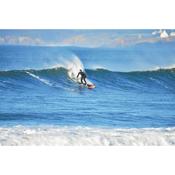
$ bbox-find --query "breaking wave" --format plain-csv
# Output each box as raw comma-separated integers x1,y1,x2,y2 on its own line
0,126,175,146
0,67,175,93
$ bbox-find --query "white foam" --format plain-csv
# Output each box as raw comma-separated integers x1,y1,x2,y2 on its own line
160,30,169,38
91,65,107,70
66,56,84,80
170,32,175,36
162,64,175,70
149,77,169,89
66,56,92,85
26,71,53,86
0,126,175,146
140,64,175,72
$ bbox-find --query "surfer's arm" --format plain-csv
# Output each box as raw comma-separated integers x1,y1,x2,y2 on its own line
77,72,80,78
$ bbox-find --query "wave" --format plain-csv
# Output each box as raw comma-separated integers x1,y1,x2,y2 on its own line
0,126,175,145
0,67,175,93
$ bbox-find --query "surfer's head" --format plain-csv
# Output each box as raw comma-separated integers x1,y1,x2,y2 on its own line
80,69,82,72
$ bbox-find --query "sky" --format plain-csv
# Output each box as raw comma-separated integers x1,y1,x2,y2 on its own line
0,29,175,47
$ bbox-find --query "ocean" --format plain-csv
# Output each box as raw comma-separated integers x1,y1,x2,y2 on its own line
0,43,175,145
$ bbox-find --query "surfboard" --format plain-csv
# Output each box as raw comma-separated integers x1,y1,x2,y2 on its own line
86,83,96,89
78,82,96,89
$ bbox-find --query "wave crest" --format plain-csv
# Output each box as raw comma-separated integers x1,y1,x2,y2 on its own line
0,66,175,93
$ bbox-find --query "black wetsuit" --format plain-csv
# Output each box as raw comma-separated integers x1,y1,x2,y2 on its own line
77,71,87,85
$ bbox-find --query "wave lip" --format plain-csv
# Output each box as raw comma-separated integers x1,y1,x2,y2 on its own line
0,126,175,146
1,65,175,74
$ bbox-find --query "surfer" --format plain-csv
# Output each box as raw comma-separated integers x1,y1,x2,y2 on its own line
77,69,87,85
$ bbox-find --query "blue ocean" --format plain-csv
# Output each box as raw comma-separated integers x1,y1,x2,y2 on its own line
0,42,175,145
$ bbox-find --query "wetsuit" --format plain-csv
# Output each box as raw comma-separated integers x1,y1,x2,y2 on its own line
77,71,87,85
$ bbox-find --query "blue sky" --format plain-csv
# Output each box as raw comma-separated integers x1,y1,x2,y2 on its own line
0,29,175,47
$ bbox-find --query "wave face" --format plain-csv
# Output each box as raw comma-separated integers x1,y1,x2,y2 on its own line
0,45,175,132
1,67,175,93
